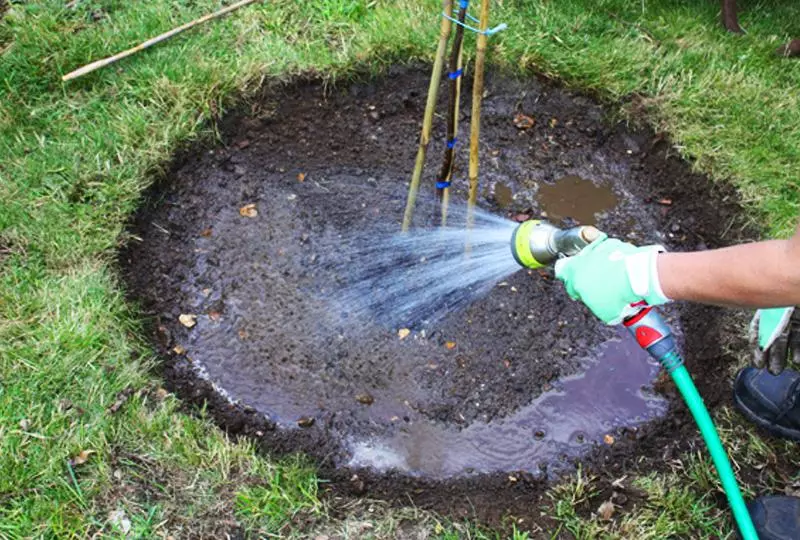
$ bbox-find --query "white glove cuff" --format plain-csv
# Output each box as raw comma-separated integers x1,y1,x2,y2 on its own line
624,246,671,305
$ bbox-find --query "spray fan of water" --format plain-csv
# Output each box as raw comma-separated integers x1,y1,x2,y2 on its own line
323,205,523,329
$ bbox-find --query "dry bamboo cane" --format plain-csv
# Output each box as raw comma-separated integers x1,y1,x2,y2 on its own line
401,0,453,232
62,0,259,82
466,0,490,231
439,36,465,227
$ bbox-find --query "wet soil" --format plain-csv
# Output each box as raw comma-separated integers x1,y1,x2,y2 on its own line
122,65,755,527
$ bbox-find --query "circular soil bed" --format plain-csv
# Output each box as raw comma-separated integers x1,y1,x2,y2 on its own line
122,65,750,521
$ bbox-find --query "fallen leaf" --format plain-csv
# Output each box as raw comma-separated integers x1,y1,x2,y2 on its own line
172,344,186,355
238,329,249,340
108,387,133,414
58,399,74,412
549,117,558,128
208,310,222,322
70,449,95,467
604,434,615,445
398,328,410,340
239,203,258,218
200,228,212,237
355,393,374,405
513,113,535,130
236,139,251,149
297,416,315,428
19,418,30,430
108,509,131,534
155,388,169,400
297,172,306,182
178,314,197,328
445,341,456,350
785,481,800,497
598,500,615,520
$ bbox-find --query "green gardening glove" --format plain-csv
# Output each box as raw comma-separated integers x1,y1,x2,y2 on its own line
750,307,800,375
554,235,671,325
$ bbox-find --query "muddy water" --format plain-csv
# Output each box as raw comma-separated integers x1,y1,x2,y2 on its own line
349,332,666,477
537,175,619,225
493,182,514,208
122,67,706,481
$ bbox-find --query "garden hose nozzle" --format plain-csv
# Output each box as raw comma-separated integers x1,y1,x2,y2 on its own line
510,220,602,269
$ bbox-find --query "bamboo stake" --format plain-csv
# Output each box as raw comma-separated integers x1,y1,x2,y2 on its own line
401,0,453,232
62,0,259,82
466,0,490,230
439,45,464,227
434,2,468,205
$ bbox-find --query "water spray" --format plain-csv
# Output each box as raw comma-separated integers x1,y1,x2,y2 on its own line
510,219,759,539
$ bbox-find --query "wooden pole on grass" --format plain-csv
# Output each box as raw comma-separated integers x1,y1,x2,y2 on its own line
466,0,490,230
62,0,259,82
401,0,454,232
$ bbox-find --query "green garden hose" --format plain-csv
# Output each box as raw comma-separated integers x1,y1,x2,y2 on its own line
624,307,758,540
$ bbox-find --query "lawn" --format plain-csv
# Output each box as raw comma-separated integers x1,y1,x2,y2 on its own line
1,0,799,537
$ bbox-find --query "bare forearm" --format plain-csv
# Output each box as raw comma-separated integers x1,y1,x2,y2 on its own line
658,226,800,307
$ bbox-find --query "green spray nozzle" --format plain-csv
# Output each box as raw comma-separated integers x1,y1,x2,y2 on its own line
510,220,602,269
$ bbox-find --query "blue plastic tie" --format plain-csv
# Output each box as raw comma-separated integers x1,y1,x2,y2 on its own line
459,0,469,9
441,12,508,36
436,181,451,189
446,137,457,149
448,69,463,80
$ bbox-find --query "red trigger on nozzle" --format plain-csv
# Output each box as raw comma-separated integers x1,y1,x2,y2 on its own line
635,326,663,349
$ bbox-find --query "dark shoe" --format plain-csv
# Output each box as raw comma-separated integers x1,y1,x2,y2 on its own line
733,367,800,441
746,496,800,540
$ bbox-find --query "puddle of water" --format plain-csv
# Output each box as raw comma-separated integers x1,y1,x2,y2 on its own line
537,175,618,225
493,182,514,208
347,329,667,478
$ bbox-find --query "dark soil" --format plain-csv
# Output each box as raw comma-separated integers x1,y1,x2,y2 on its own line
121,65,757,528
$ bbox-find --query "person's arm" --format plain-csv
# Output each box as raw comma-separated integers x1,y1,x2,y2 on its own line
555,219,800,373
658,222,800,308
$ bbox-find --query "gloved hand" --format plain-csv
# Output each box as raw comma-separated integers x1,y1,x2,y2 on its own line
554,235,671,325
750,307,800,375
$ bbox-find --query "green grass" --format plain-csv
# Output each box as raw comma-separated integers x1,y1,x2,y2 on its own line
2,0,800,537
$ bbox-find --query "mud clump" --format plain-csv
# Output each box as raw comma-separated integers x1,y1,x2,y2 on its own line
122,66,751,522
